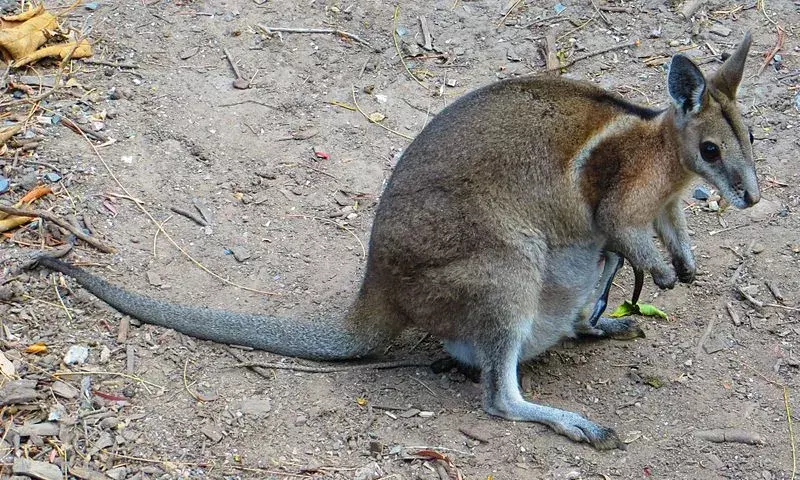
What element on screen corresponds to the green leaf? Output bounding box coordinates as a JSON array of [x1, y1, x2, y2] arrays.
[[609, 301, 668, 319], [637, 303, 668, 319], [609, 301, 638, 318]]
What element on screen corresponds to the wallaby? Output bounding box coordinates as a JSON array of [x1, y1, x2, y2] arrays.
[[30, 32, 757, 450]]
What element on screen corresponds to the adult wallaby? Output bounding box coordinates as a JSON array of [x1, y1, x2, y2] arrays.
[[31, 32, 757, 450]]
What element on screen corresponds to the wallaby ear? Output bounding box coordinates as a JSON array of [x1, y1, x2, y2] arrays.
[[710, 31, 752, 99], [668, 54, 707, 114]]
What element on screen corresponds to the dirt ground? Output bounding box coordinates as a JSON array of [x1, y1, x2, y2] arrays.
[[1, 0, 799, 479]]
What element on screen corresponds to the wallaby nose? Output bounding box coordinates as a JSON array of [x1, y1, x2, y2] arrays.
[[744, 189, 760, 207]]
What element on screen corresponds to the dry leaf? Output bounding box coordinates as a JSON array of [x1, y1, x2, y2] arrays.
[[0, 351, 16, 377], [0, 214, 35, 233], [15, 39, 92, 68], [0, 10, 57, 62], [24, 342, 48, 354]]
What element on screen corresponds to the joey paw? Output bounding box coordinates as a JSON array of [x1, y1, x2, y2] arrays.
[[651, 267, 677, 290], [672, 257, 696, 284]]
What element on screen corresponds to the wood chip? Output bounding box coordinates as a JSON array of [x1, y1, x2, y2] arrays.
[[14, 422, 59, 437], [12, 458, 62, 480]]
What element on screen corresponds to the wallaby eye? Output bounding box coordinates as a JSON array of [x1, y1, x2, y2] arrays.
[[700, 141, 720, 162]]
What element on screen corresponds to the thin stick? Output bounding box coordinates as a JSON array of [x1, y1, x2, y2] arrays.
[[0, 205, 115, 253], [709, 223, 750, 236], [497, 0, 524, 27], [351, 86, 413, 140], [183, 359, 203, 402], [560, 40, 638, 69], [53, 370, 164, 390], [169, 206, 208, 226], [757, 25, 784, 76], [81, 59, 139, 69], [52, 276, 74, 323], [235, 359, 431, 373], [256, 25, 372, 49], [286, 213, 366, 258], [152, 214, 173, 257], [785, 386, 797, 480], [409, 375, 438, 397], [392, 6, 428, 90], [225, 346, 273, 380], [736, 285, 763, 309]]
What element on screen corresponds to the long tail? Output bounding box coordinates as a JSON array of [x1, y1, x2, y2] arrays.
[[35, 257, 380, 360]]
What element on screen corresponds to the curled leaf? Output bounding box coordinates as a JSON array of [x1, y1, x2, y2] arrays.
[[610, 300, 667, 319], [24, 342, 47, 354]]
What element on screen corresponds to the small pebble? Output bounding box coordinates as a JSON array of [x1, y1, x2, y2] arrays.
[[692, 185, 710, 201], [84, 1, 99, 10], [63, 345, 89, 365], [751, 243, 765, 254], [0, 176, 9, 194], [707, 200, 719, 211], [44, 172, 61, 183]]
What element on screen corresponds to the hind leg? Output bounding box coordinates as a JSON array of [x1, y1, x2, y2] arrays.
[[479, 318, 623, 450]]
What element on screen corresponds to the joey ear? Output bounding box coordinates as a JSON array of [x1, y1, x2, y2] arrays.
[[667, 54, 707, 114], [710, 31, 752, 99]]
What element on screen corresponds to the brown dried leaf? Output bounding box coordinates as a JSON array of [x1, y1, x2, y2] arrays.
[[14, 39, 92, 68], [0, 10, 57, 61]]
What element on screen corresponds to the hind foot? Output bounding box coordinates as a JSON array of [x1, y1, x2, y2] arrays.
[[577, 316, 645, 341]]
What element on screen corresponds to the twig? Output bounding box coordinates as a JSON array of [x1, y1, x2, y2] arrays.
[[709, 223, 750, 236], [736, 285, 764, 309], [183, 359, 203, 402], [695, 315, 715, 357], [235, 359, 431, 373], [497, 0, 524, 27], [590, 0, 612, 26], [216, 99, 279, 109], [286, 213, 366, 258], [351, 86, 413, 140], [52, 275, 74, 323], [53, 370, 164, 390], [81, 59, 139, 69], [225, 346, 273, 380], [152, 214, 173, 257], [169, 206, 208, 226], [60, 116, 111, 143], [544, 33, 560, 72], [392, 6, 428, 90], [785, 387, 797, 480], [409, 375, 438, 397], [256, 25, 372, 49], [725, 302, 742, 327], [0, 205, 115, 253], [560, 40, 638, 70], [757, 26, 784, 76], [765, 281, 785, 303]]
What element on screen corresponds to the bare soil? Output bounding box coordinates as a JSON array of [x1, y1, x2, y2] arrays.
[[2, 1, 799, 479]]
